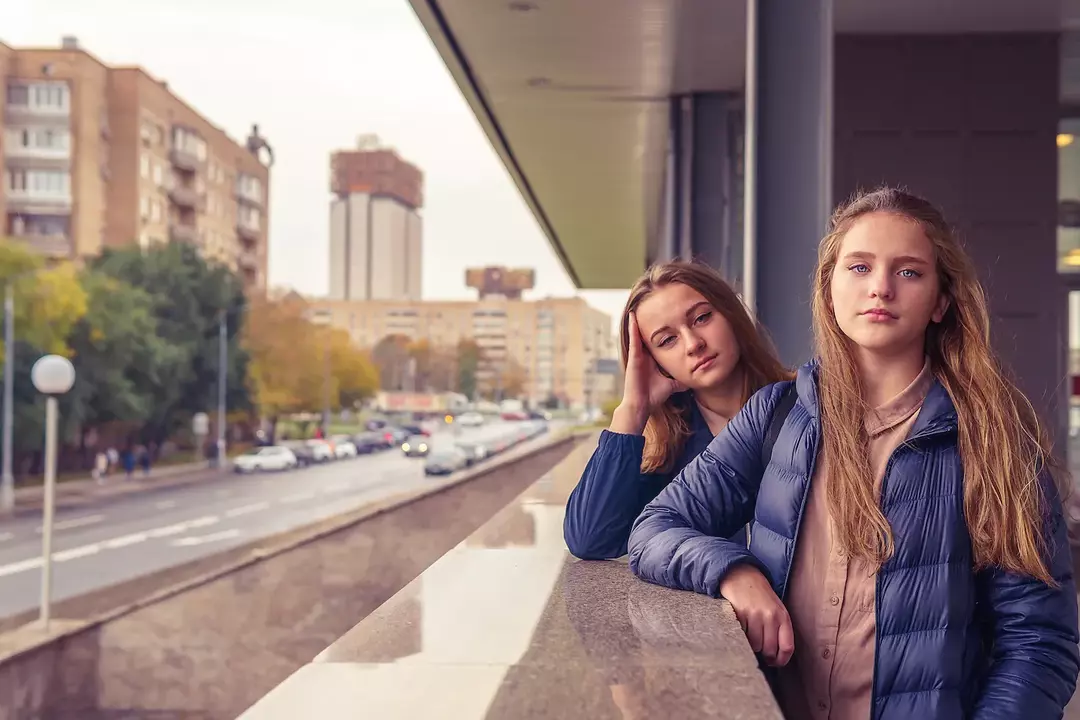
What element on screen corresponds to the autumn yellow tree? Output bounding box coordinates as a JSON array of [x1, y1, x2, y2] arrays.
[[246, 295, 379, 429], [0, 239, 87, 362]]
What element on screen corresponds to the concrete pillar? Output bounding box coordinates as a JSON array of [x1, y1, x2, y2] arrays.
[[745, 0, 833, 365]]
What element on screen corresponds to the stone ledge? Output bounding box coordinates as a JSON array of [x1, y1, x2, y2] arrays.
[[0, 429, 584, 669]]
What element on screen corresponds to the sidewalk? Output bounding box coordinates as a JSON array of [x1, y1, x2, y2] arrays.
[[6, 459, 232, 516]]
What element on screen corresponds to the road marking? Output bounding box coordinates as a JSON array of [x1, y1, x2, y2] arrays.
[[54, 543, 101, 562], [148, 523, 189, 538], [280, 492, 315, 504], [38, 514, 104, 533], [225, 501, 269, 518], [103, 532, 148, 549], [155, 500, 177, 510], [171, 529, 241, 547], [187, 516, 219, 529], [0, 557, 42, 577]]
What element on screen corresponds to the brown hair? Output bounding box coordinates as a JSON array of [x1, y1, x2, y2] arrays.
[[812, 186, 1066, 584], [620, 259, 791, 473]]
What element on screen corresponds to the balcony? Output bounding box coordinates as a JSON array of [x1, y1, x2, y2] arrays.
[[169, 147, 200, 173], [168, 185, 203, 210], [168, 222, 197, 245], [9, 232, 71, 258], [236, 183, 263, 208], [5, 190, 72, 214], [237, 220, 261, 243], [237, 249, 259, 271], [4, 145, 71, 169]]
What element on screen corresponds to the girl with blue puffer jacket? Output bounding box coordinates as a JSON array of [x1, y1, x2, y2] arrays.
[[563, 260, 790, 560], [629, 188, 1079, 720]]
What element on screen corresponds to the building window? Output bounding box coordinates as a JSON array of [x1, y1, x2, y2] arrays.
[[140, 195, 150, 219], [150, 199, 162, 223], [140, 153, 150, 179], [152, 162, 163, 187], [6, 84, 28, 107]]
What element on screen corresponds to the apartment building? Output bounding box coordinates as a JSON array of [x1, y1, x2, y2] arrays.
[[0, 37, 270, 291], [307, 295, 617, 410], [329, 135, 422, 302]]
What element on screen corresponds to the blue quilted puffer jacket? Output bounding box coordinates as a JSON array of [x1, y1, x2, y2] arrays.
[[628, 362, 1080, 720]]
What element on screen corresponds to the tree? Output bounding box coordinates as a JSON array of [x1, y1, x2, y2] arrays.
[[245, 297, 379, 433], [62, 272, 177, 439], [497, 358, 529, 399], [245, 294, 322, 422], [372, 334, 412, 390], [92, 242, 250, 446], [0, 239, 87, 363], [328, 327, 379, 409], [456, 339, 482, 400]]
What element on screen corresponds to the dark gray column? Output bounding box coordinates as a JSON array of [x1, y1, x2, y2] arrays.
[[748, 0, 832, 365], [661, 93, 745, 281]]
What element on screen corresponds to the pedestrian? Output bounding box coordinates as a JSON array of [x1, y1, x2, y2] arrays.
[[92, 451, 108, 484], [563, 259, 790, 560], [628, 187, 1079, 719], [121, 447, 135, 480]]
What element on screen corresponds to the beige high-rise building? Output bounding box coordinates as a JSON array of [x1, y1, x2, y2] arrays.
[[308, 295, 617, 410], [0, 37, 271, 291], [329, 136, 422, 302]]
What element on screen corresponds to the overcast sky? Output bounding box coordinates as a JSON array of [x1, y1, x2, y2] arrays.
[[1, 0, 630, 323]]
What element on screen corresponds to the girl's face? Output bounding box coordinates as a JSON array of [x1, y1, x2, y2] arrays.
[[829, 212, 949, 356], [633, 282, 740, 391]]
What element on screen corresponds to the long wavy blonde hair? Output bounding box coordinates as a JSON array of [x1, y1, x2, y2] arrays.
[[812, 187, 1066, 583], [620, 260, 791, 474]]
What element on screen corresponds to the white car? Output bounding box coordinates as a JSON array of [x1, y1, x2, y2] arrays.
[[234, 446, 298, 473], [332, 438, 358, 458], [305, 439, 335, 462], [458, 412, 485, 427]]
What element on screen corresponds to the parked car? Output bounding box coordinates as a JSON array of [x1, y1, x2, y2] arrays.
[[234, 446, 298, 473], [306, 439, 335, 463], [454, 441, 488, 466], [402, 435, 430, 458], [352, 432, 385, 454], [424, 447, 469, 475], [458, 412, 485, 427], [283, 441, 317, 467], [331, 436, 358, 458]]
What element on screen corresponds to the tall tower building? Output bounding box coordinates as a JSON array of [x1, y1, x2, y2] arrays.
[[329, 135, 423, 301]]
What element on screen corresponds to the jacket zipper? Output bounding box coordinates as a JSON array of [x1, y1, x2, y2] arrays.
[[869, 420, 955, 720]]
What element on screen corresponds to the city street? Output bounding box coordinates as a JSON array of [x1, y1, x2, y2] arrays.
[[0, 422, 538, 620]]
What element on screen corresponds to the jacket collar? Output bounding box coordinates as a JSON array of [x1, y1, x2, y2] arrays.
[[795, 358, 957, 436]]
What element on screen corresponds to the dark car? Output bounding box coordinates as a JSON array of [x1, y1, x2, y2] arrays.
[[282, 441, 316, 468], [424, 447, 469, 476], [352, 432, 384, 454]]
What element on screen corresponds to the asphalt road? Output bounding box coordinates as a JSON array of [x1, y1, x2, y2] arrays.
[[0, 422, 543, 620]]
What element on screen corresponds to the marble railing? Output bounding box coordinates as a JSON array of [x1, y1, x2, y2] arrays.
[[240, 435, 783, 720]]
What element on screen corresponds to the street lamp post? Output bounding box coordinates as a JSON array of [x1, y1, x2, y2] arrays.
[[217, 313, 227, 468], [1, 284, 14, 513], [30, 354, 76, 630], [308, 310, 333, 436]]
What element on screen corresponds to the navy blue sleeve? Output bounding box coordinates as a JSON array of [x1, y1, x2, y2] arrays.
[[971, 471, 1080, 719], [627, 384, 786, 596], [563, 430, 671, 560]]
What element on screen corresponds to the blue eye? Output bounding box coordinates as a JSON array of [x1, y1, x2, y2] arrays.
[[898, 268, 922, 278], [849, 264, 870, 274], [694, 312, 712, 325], [658, 336, 675, 348]]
